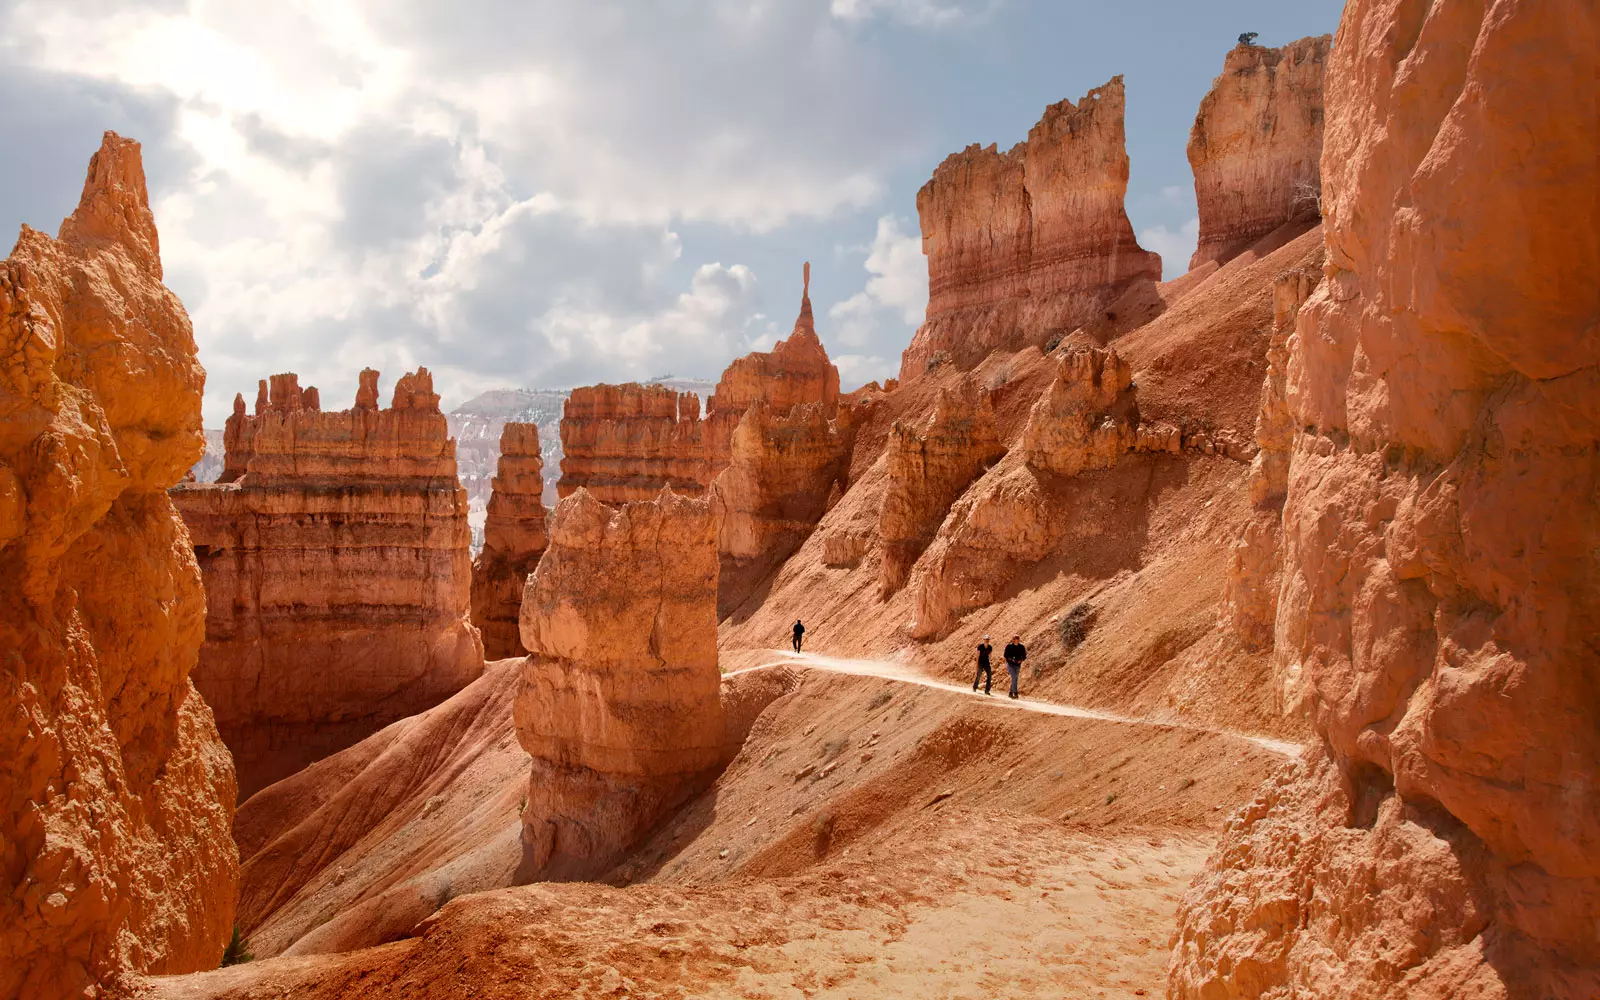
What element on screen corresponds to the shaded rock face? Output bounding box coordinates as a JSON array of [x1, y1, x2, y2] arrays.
[[1187, 36, 1331, 271], [706, 264, 840, 473], [1172, 2, 1600, 997], [0, 132, 238, 998], [470, 423, 548, 659], [713, 400, 860, 618], [514, 489, 725, 881], [557, 383, 709, 505], [1019, 347, 1140, 477], [878, 376, 1003, 595], [900, 77, 1162, 378], [170, 368, 483, 800]]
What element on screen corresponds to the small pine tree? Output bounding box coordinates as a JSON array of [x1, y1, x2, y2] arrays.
[[221, 924, 254, 967], [1238, 31, 1260, 46]]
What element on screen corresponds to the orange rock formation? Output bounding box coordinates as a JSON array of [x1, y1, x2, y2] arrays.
[[706, 263, 840, 473], [170, 368, 483, 799], [900, 77, 1162, 378], [515, 489, 725, 880], [470, 422, 547, 659], [0, 132, 238, 998], [1018, 347, 1142, 476], [1171, 1, 1599, 996], [878, 376, 1003, 595], [1187, 36, 1331, 271], [556, 383, 708, 504]]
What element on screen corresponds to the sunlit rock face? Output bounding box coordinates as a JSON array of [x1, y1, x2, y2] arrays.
[[171, 367, 483, 799], [900, 77, 1162, 379], [0, 132, 239, 999], [1171, 2, 1600, 997], [514, 488, 725, 881], [1187, 35, 1331, 271], [557, 383, 710, 505], [471, 422, 549, 659]]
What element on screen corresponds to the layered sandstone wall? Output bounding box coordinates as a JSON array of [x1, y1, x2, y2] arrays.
[[514, 489, 725, 880], [900, 77, 1162, 378], [0, 133, 238, 999], [1187, 36, 1331, 271], [470, 422, 548, 659], [1172, 2, 1599, 996], [171, 367, 482, 799], [556, 383, 709, 504]]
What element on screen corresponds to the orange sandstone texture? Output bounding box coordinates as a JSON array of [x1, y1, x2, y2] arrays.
[[1171, 1, 1600, 997], [0, 133, 238, 998], [556, 383, 708, 504], [900, 77, 1162, 378], [1187, 36, 1331, 271], [514, 489, 725, 880], [170, 368, 483, 799], [470, 422, 547, 659]]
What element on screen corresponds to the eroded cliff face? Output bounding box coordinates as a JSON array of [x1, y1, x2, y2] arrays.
[[706, 264, 840, 473], [0, 132, 238, 998], [170, 367, 483, 799], [878, 376, 1003, 595], [557, 383, 709, 504], [1172, 2, 1599, 996], [514, 489, 725, 881], [1187, 36, 1331, 271], [900, 77, 1162, 378], [470, 422, 548, 660]]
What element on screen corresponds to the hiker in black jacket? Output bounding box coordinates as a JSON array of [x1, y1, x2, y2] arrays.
[[792, 619, 806, 653], [973, 635, 994, 695], [1003, 635, 1027, 699]]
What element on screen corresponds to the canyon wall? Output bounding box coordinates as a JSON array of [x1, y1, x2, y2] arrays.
[[514, 489, 725, 880], [1188, 36, 1331, 271], [1172, 1, 1599, 997], [470, 422, 548, 659], [0, 133, 238, 998], [171, 368, 483, 799], [900, 77, 1162, 378], [556, 383, 709, 504]]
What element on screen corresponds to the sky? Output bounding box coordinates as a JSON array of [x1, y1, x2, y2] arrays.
[[0, 0, 1346, 425]]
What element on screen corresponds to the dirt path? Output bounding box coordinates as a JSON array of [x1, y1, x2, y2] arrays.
[[730, 649, 1304, 758]]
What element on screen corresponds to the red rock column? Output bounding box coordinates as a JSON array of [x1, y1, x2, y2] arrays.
[[557, 383, 709, 504], [471, 422, 548, 659]]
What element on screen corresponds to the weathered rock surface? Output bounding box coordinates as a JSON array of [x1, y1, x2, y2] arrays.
[[171, 368, 483, 799], [470, 423, 548, 659], [1172, 2, 1600, 996], [878, 376, 1003, 594], [706, 264, 840, 473], [1188, 36, 1331, 271], [514, 489, 725, 880], [900, 77, 1162, 378], [557, 383, 709, 504], [714, 400, 859, 618], [1019, 347, 1140, 476], [0, 132, 238, 998]]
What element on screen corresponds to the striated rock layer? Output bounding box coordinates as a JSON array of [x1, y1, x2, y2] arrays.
[[0, 133, 238, 998], [470, 423, 548, 659], [1187, 36, 1331, 271], [900, 77, 1162, 378], [171, 368, 483, 799], [557, 383, 708, 504], [1171, 1, 1599, 997], [514, 489, 725, 881]]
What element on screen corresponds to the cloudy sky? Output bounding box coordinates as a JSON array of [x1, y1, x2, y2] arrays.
[[0, 0, 1343, 424]]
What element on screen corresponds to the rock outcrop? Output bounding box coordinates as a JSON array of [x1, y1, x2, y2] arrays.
[[1187, 36, 1331, 271], [706, 263, 840, 473], [515, 489, 725, 881], [170, 368, 483, 799], [0, 132, 238, 998], [470, 422, 548, 659], [878, 376, 1003, 594], [713, 400, 859, 617], [1019, 347, 1140, 476], [1172, 2, 1599, 996], [556, 383, 709, 504], [900, 77, 1162, 378]]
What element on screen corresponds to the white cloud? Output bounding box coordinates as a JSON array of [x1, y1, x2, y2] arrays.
[[1138, 216, 1199, 280], [830, 0, 996, 28], [828, 215, 925, 370]]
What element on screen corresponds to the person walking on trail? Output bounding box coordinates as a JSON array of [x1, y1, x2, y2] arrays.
[[973, 635, 994, 695], [792, 619, 806, 653], [1003, 634, 1027, 699]]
